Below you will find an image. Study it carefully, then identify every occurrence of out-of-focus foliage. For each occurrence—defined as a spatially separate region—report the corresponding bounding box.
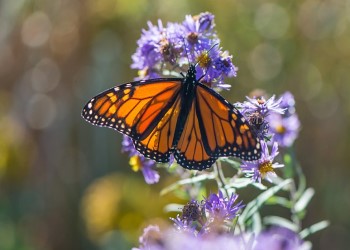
[0,0,349,249]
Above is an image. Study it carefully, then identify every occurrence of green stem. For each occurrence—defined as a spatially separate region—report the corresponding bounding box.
[214,160,229,197]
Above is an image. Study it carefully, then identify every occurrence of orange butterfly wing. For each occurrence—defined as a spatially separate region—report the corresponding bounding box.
[175,99,216,170]
[82,79,182,162]
[174,84,261,170]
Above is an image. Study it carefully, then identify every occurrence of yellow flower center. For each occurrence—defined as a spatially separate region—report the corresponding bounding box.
[258,161,275,178]
[197,52,211,68]
[129,155,142,172]
[275,124,286,134]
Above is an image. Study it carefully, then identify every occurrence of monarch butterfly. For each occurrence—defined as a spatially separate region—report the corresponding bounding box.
[82,65,261,170]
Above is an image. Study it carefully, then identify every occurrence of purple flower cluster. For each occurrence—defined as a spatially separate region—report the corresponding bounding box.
[267,92,301,148]
[241,140,284,183]
[236,92,300,147]
[122,136,160,184]
[170,192,243,236]
[134,224,309,250]
[236,95,285,140]
[131,12,237,89]
[205,191,243,223]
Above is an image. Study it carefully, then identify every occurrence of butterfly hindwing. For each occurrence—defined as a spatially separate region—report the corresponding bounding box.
[174,99,218,170]
[133,93,182,162]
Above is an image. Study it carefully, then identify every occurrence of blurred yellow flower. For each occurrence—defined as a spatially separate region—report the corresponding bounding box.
[81,174,122,241]
[129,155,142,172]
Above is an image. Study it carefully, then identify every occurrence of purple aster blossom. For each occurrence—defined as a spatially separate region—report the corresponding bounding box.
[192,46,238,90]
[236,95,285,139]
[267,92,301,147]
[158,22,186,65]
[241,140,284,183]
[170,200,202,235]
[131,20,164,71]
[131,12,237,89]
[182,12,218,51]
[192,42,221,81]
[170,215,198,235]
[254,227,310,250]
[139,159,160,184]
[239,95,285,116]
[134,225,309,250]
[122,136,160,184]
[268,113,300,148]
[131,21,185,80]
[169,193,243,236]
[279,91,297,117]
[214,51,238,78]
[163,230,245,250]
[204,191,244,223]
[132,225,163,250]
[134,228,245,249]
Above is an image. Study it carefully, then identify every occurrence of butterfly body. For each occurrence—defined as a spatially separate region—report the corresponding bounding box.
[82,65,261,170]
[172,65,198,146]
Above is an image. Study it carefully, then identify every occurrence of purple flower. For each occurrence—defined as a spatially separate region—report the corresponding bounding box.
[204,191,243,223]
[254,227,310,250]
[267,92,301,147]
[241,140,284,183]
[170,215,198,235]
[268,113,300,148]
[279,91,297,117]
[134,225,309,250]
[131,12,237,89]
[134,227,245,250]
[170,200,202,235]
[239,95,285,117]
[236,95,285,139]
[131,20,164,71]
[169,192,244,236]
[132,225,163,250]
[163,231,245,250]
[122,136,160,184]
[182,12,218,51]
[192,46,237,90]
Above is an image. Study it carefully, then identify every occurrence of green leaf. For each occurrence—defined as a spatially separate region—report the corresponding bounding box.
[265,196,291,208]
[252,212,262,234]
[295,188,315,213]
[239,179,292,225]
[283,153,292,166]
[225,178,252,189]
[263,216,299,232]
[300,220,330,239]
[160,173,215,196]
[251,182,267,190]
[163,203,183,213]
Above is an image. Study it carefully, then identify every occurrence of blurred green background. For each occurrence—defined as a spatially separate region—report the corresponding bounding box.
[0,0,349,249]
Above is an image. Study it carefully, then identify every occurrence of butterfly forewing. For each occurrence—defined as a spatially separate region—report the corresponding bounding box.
[82,79,182,141]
